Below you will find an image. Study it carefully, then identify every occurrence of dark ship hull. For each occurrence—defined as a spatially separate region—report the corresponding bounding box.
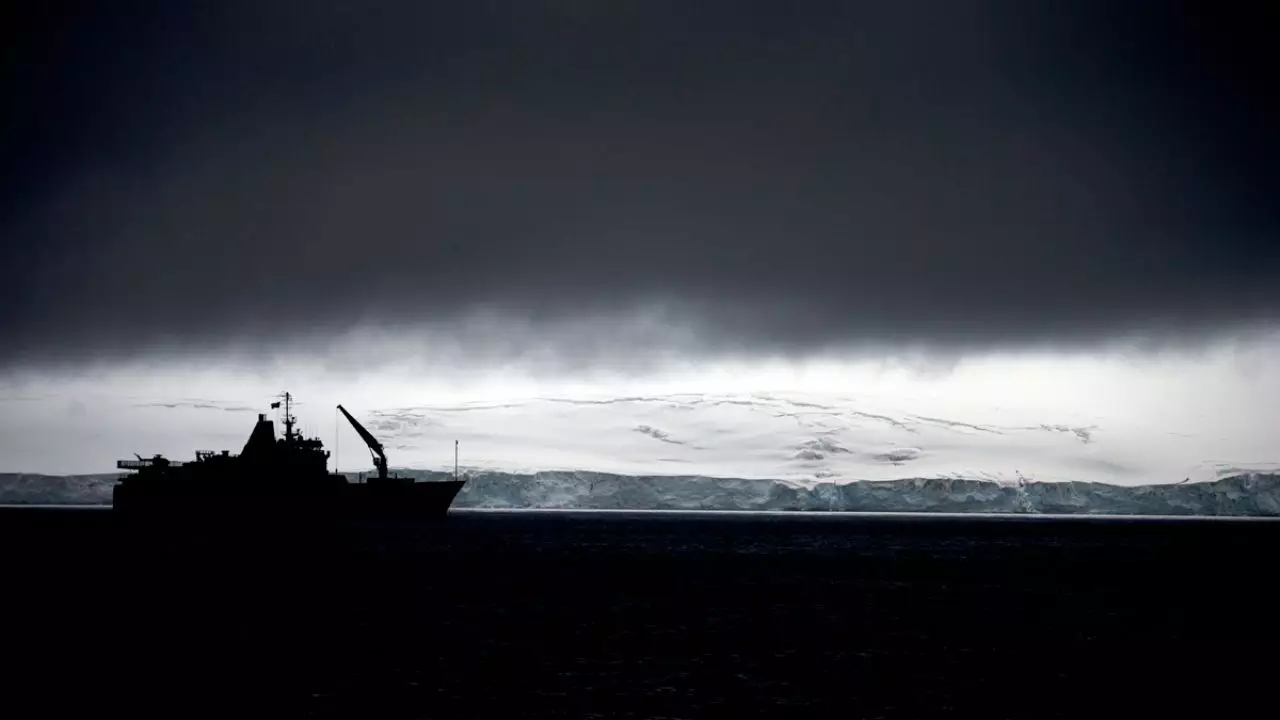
[112,477,467,522]
[111,393,467,526]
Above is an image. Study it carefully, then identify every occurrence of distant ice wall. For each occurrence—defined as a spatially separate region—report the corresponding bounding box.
[9,470,1277,516]
[0,473,120,506]
[437,470,1280,516]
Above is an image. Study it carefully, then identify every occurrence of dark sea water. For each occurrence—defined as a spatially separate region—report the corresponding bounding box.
[4,507,1277,719]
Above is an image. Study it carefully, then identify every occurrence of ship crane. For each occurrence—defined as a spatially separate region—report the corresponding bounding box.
[336,404,389,481]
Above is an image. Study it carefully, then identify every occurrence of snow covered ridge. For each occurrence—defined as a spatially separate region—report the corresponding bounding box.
[4,471,1280,516]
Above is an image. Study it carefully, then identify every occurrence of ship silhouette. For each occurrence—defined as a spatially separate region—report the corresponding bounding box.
[112,392,466,521]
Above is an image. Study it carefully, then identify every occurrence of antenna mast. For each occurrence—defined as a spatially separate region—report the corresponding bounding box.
[282,391,295,442]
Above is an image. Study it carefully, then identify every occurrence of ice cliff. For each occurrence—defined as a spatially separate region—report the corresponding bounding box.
[6,470,1278,516]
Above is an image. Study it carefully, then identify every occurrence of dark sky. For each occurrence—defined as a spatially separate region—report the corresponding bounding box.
[3,0,1276,370]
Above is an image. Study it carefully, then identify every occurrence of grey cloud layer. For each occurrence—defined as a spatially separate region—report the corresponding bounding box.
[3,1,1275,369]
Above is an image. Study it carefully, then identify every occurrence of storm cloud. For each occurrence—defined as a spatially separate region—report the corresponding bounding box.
[3,0,1276,370]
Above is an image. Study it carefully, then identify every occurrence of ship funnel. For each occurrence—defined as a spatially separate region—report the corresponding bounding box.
[241,413,277,458]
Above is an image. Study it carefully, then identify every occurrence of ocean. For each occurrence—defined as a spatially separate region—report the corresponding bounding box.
[4,507,1276,718]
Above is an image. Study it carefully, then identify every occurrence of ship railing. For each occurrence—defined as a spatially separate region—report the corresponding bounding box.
[116,459,185,469]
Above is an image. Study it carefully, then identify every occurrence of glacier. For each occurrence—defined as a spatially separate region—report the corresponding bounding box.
[4,470,1279,516]
[4,377,1279,516]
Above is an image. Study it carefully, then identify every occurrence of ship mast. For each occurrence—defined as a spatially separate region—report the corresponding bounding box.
[282,391,295,442]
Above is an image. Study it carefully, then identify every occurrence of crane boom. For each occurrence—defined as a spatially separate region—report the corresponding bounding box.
[336,404,388,479]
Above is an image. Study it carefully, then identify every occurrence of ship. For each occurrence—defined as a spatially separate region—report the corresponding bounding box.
[112,392,466,522]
